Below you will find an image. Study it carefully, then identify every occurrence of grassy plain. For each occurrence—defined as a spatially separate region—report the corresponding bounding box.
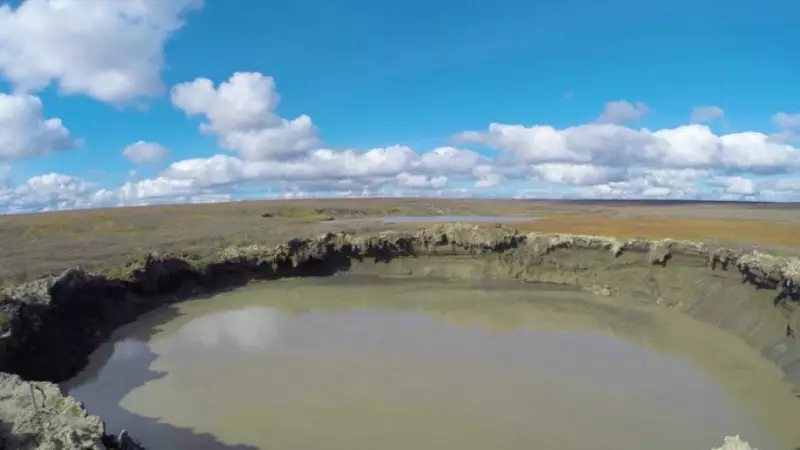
[489,217,800,247]
[0,198,799,284]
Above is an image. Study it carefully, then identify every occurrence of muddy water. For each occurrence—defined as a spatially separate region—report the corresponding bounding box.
[63,277,800,450]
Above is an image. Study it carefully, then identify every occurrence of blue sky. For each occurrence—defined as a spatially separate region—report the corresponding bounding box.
[0,0,798,212]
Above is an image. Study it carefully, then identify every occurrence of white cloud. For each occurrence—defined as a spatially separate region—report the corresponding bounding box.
[722,176,757,196]
[459,123,799,174]
[396,173,448,189]
[259,146,417,181]
[774,178,800,193]
[577,181,692,200]
[690,105,725,123]
[0,170,236,213]
[472,165,505,188]
[773,112,800,130]
[164,154,245,186]
[0,93,75,160]
[416,146,487,174]
[637,168,709,190]
[531,163,627,186]
[474,173,503,188]
[459,124,582,164]
[596,100,650,124]
[164,72,491,196]
[160,142,491,192]
[116,176,207,203]
[171,72,321,160]
[24,111,796,211]
[0,0,201,103]
[755,178,800,202]
[5,64,800,212]
[122,141,170,165]
[0,173,98,212]
[567,168,710,201]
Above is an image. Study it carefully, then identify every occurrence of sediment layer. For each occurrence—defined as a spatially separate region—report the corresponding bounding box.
[0,224,798,449]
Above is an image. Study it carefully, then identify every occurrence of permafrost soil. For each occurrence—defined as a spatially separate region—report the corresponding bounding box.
[0,224,798,450]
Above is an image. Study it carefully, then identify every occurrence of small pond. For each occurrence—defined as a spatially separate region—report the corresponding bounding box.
[63,277,800,450]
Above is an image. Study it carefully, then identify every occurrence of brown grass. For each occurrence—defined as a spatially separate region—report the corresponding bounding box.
[507,217,800,247]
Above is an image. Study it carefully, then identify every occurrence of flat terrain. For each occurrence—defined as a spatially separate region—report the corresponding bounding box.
[1,198,799,285]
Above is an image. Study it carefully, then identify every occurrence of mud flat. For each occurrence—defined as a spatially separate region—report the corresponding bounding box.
[0,224,798,449]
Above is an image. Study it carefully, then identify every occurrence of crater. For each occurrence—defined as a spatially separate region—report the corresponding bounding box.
[1,224,799,450]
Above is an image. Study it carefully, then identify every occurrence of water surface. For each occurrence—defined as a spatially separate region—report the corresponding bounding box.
[64,277,800,450]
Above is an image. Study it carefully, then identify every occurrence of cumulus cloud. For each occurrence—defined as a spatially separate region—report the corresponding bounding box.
[160,142,488,193]
[474,173,503,188]
[531,163,627,186]
[596,100,650,124]
[690,105,725,123]
[0,170,237,213]
[0,93,75,160]
[164,154,245,186]
[459,123,799,174]
[458,117,800,200]
[560,168,707,201]
[0,173,100,212]
[122,141,170,165]
[0,0,201,103]
[755,177,800,202]
[774,178,800,193]
[171,72,321,160]
[396,173,448,189]
[472,165,505,188]
[5,63,800,212]
[116,177,203,202]
[416,146,488,174]
[34,106,800,209]
[722,176,757,196]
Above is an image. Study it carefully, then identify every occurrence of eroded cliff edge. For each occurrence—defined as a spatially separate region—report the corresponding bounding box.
[0,224,798,449]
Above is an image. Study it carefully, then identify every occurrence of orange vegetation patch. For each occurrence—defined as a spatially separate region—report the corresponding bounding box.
[504,217,800,247]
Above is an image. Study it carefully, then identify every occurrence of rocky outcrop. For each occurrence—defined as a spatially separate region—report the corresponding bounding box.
[0,224,798,449]
[0,371,144,450]
[0,372,104,449]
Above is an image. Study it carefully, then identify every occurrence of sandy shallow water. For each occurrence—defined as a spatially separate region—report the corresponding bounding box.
[64,276,800,450]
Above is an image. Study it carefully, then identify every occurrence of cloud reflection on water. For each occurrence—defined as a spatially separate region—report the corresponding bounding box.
[167,306,285,352]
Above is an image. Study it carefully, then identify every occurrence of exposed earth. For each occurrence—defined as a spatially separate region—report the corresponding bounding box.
[0,199,799,449]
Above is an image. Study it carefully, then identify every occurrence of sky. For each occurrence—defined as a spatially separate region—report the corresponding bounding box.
[0,0,798,213]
